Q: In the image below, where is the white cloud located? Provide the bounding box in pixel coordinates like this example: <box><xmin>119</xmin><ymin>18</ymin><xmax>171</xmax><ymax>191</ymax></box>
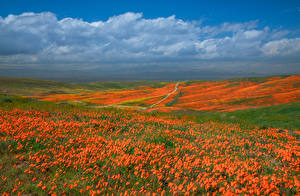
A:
<box><xmin>200</xmin><ymin>20</ymin><xmax>258</xmax><ymax>37</ymax></box>
<box><xmin>262</xmin><ymin>38</ymin><xmax>300</xmax><ymax>56</ymax></box>
<box><xmin>0</xmin><ymin>11</ymin><xmax>299</xmax><ymax>68</ymax></box>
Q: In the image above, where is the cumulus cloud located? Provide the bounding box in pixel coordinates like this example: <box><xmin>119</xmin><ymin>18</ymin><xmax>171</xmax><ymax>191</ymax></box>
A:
<box><xmin>0</xmin><ymin>11</ymin><xmax>299</xmax><ymax>68</ymax></box>
<box><xmin>262</xmin><ymin>38</ymin><xmax>300</xmax><ymax>56</ymax></box>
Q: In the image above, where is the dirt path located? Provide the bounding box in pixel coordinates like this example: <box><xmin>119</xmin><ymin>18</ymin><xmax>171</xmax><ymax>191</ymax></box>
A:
<box><xmin>148</xmin><ymin>82</ymin><xmax>180</xmax><ymax>109</ymax></box>
<box><xmin>90</xmin><ymin>82</ymin><xmax>180</xmax><ymax>111</ymax></box>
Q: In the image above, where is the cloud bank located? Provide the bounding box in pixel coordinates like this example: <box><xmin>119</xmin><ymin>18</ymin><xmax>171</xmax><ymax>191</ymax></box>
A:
<box><xmin>0</xmin><ymin>12</ymin><xmax>299</xmax><ymax>75</ymax></box>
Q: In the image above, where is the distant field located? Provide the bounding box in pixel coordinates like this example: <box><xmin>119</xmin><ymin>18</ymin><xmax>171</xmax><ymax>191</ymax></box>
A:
<box><xmin>1</xmin><ymin>75</ymin><xmax>298</xmax><ymax>111</ymax></box>
<box><xmin>0</xmin><ymin>78</ymin><xmax>167</xmax><ymax>96</ymax></box>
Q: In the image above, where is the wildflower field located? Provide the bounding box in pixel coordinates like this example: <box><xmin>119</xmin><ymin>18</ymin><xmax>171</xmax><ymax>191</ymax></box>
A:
<box><xmin>0</xmin><ymin>95</ymin><xmax>299</xmax><ymax>195</ymax></box>
<box><xmin>0</xmin><ymin>75</ymin><xmax>299</xmax><ymax>195</ymax></box>
<box><xmin>24</xmin><ymin>75</ymin><xmax>300</xmax><ymax>113</ymax></box>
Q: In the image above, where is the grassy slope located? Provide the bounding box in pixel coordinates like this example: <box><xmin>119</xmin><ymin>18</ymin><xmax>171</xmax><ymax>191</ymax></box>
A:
<box><xmin>177</xmin><ymin>102</ymin><xmax>300</xmax><ymax>131</ymax></box>
<box><xmin>0</xmin><ymin>78</ymin><xmax>166</xmax><ymax>96</ymax></box>
<box><xmin>0</xmin><ymin>94</ymin><xmax>86</xmax><ymax>113</ymax></box>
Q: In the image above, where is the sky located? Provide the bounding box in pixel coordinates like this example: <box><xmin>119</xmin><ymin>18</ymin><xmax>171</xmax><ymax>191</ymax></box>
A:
<box><xmin>0</xmin><ymin>0</ymin><xmax>299</xmax><ymax>81</ymax></box>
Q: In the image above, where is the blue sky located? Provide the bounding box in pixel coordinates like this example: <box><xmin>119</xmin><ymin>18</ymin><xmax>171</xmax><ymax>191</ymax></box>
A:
<box><xmin>0</xmin><ymin>0</ymin><xmax>299</xmax><ymax>80</ymax></box>
<box><xmin>1</xmin><ymin>0</ymin><xmax>299</xmax><ymax>28</ymax></box>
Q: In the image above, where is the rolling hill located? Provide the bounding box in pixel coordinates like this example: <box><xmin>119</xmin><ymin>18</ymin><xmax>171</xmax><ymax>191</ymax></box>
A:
<box><xmin>0</xmin><ymin>75</ymin><xmax>299</xmax><ymax>195</ymax></box>
<box><xmin>0</xmin><ymin>75</ymin><xmax>299</xmax><ymax>130</ymax></box>
<box><xmin>1</xmin><ymin>75</ymin><xmax>299</xmax><ymax>112</ymax></box>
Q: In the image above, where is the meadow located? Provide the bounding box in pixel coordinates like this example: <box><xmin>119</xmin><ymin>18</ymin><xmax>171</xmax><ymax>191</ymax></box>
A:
<box><xmin>0</xmin><ymin>75</ymin><xmax>299</xmax><ymax>195</ymax></box>
<box><xmin>11</xmin><ymin>75</ymin><xmax>298</xmax><ymax>113</ymax></box>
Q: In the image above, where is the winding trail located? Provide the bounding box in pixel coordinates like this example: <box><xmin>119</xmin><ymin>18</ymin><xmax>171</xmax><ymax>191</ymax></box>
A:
<box><xmin>148</xmin><ymin>82</ymin><xmax>180</xmax><ymax>109</ymax></box>
<box><xmin>90</xmin><ymin>82</ymin><xmax>180</xmax><ymax>111</ymax></box>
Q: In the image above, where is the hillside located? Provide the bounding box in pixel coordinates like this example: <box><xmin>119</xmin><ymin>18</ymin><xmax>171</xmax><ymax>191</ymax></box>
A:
<box><xmin>1</xmin><ymin>75</ymin><xmax>299</xmax><ymax>131</ymax></box>
<box><xmin>0</xmin><ymin>95</ymin><xmax>299</xmax><ymax>195</ymax></box>
<box><xmin>167</xmin><ymin>75</ymin><xmax>300</xmax><ymax>112</ymax></box>
<box><xmin>0</xmin><ymin>78</ymin><xmax>166</xmax><ymax>96</ymax></box>
<box><xmin>1</xmin><ymin>75</ymin><xmax>298</xmax><ymax>112</ymax></box>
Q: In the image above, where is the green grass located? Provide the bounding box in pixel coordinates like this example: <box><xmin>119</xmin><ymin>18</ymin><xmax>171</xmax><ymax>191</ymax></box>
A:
<box><xmin>89</xmin><ymin>81</ymin><xmax>167</xmax><ymax>90</ymax></box>
<box><xmin>176</xmin><ymin>102</ymin><xmax>300</xmax><ymax>131</ymax></box>
<box><xmin>118</xmin><ymin>96</ymin><xmax>154</xmax><ymax>106</ymax></box>
<box><xmin>0</xmin><ymin>78</ymin><xmax>88</xmax><ymax>95</ymax></box>
<box><xmin>0</xmin><ymin>94</ymin><xmax>88</xmax><ymax>113</ymax></box>
<box><xmin>0</xmin><ymin>78</ymin><xmax>167</xmax><ymax>96</ymax></box>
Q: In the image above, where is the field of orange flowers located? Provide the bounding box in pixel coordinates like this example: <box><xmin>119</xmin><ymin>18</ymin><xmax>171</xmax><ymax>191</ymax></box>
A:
<box><xmin>30</xmin><ymin>83</ymin><xmax>176</xmax><ymax>106</ymax></box>
<box><xmin>1</xmin><ymin>106</ymin><xmax>299</xmax><ymax>195</ymax></box>
<box><xmin>28</xmin><ymin>75</ymin><xmax>300</xmax><ymax>113</ymax></box>
<box><xmin>171</xmin><ymin>75</ymin><xmax>300</xmax><ymax>112</ymax></box>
